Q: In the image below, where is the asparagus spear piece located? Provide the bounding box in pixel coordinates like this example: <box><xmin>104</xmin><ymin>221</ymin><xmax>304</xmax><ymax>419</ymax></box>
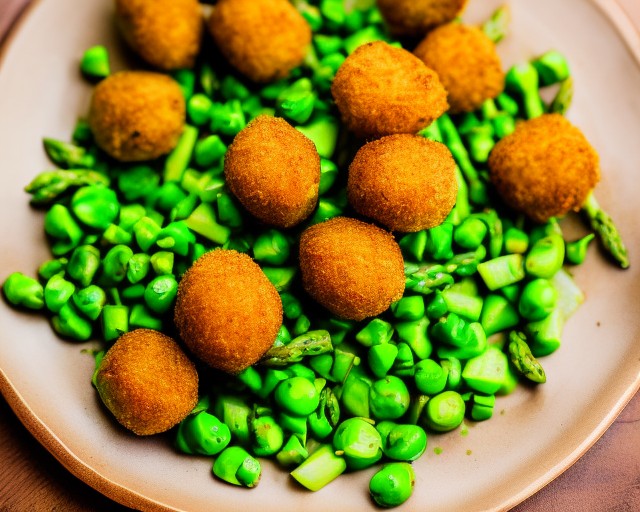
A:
<box><xmin>25</xmin><ymin>169</ymin><xmax>110</xmax><ymax>205</ymax></box>
<box><xmin>582</xmin><ymin>192</ymin><xmax>630</xmax><ymax>269</ymax></box>
<box><xmin>259</xmin><ymin>330</ymin><xmax>333</xmax><ymax>366</ymax></box>
<box><xmin>508</xmin><ymin>331</ymin><xmax>546</xmax><ymax>383</ymax></box>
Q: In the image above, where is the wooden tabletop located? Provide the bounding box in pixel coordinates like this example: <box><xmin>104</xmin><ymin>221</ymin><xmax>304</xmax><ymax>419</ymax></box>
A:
<box><xmin>1</xmin><ymin>1</ymin><xmax>639</xmax><ymax>511</ymax></box>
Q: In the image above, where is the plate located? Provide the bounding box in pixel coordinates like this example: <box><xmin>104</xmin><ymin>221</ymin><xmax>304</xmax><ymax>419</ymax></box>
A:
<box><xmin>1</xmin><ymin>0</ymin><xmax>639</xmax><ymax>511</ymax></box>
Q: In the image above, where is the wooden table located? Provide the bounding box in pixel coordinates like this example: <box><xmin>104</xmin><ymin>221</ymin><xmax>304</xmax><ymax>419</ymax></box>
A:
<box><xmin>1</xmin><ymin>1</ymin><xmax>639</xmax><ymax>510</ymax></box>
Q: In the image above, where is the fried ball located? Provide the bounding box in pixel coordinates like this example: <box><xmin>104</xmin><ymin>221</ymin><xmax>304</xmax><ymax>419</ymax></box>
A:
<box><xmin>207</xmin><ymin>0</ymin><xmax>311</xmax><ymax>83</ymax></box>
<box><xmin>88</xmin><ymin>71</ymin><xmax>185</xmax><ymax>162</ymax></box>
<box><xmin>299</xmin><ymin>217</ymin><xmax>405</xmax><ymax>321</ymax></box>
<box><xmin>376</xmin><ymin>0</ymin><xmax>469</xmax><ymax>38</ymax></box>
<box><xmin>331</xmin><ymin>41</ymin><xmax>448</xmax><ymax>140</ymax></box>
<box><xmin>414</xmin><ymin>23</ymin><xmax>504</xmax><ymax>114</ymax></box>
<box><xmin>174</xmin><ymin>249</ymin><xmax>283</xmax><ymax>374</ymax></box>
<box><xmin>224</xmin><ymin>115</ymin><xmax>321</xmax><ymax>228</ymax></box>
<box><xmin>488</xmin><ymin>114</ymin><xmax>600</xmax><ymax>223</ymax></box>
<box><xmin>94</xmin><ymin>329</ymin><xmax>199</xmax><ymax>436</ymax></box>
<box><xmin>115</xmin><ymin>0</ymin><xmax>203</xmax><ymax>70</ymax></box>
<box><xmin>348</xmin><ymin>134</ymin><xmax>458</xmax><ymax>232</ymax></box>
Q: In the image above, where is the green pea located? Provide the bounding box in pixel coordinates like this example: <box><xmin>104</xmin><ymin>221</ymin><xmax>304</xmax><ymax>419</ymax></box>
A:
<box><xmin>72</xmin><ymin>285</ymin><xmax>106</xmax><ymax>320</ymax></box>
<box><xmin>132</xmin><ymin>216</ymin><xmax>162</xmax><ymax>252</ymax></box>
<box><xmin>369</xmin><ymin>463</ymin><xmax>415</xmax><ymax>508</ymax></box>
<box><xmin>187</xmin><ymin>93</ymin><xmax>213</xmax><ymax>125</ymax></box>
<box><xmin>102</xmin><ymin>304</ymin><xmax>129</xmax><ymax>342</ymax></box>
<box><xmin>518</xmin><ymin>278</ymin><xmax>558</xmax><ymax>321</ymax></box>
<box><xmin>212</xmin><ymin>446</ymin><xmax>261</xmax><ymax>487</ymax></box>
<box><xmin>355</xmin><ymin>318</ymin><xmax>394</xmax><ymax>347</ymax></box>
<box><xmin>369</xmin><ymin>376</ymin><xmax>410</xmax><ymax>421</ymax></box>
<box><xmin>274</xmin><ymin>376</ymin><xmax>320</xmax><ymax>417</ymax></box>
<box><xmin>422</xmin><ymin>390</ymin><xmax>466</xmax><ymax>432</ymax></box>
<box><xmin>368</xmin><ymin>343</ymin><xmax>399</xmax><ymax>379</ymax></box>
<box><xmin>126</xmin><ymin>253</ymin><xmax>151</xmax><ymax>284</ymax></box>
<box><xmin>44</xmin><ymin>273</ymin><xmax>76</xmax><ymax>313</ymax></box>
<box><xmin>44</xmin><ymin>204</ymin><xmax>84</xmax><ymax>256</ymax></box>
<box><xmin>2</xmin><ymin>272</ymin><xmax>44</xmax><ymax>310</ymax></box>
<box><xmin>129</xmin><ymin>303</ymin><xmax>163</xmax><ymax>330</ymax></box>
<box><xmin>101</xmin><ymin>245</ymin><xmax>134</xmax><ymax>284</ymax></box>
<box><xmin>332</xmin><ymin>417</ymin><xmax>382</xmax><ymax>470</ymax></box>
<box><xmin>38</xmin><ymin>258</ymin><xmax>68</xmax><ymax>281</ymax></box>
<box><xmin>71</xmin><ymin>185</ymin><xmax>119</xmax><ymax>230</ymax></box>
<box><xmin>51</xmin><ymin>302</ymin><xmax>93</xmax><ymax>341</ymax></box>
<box><xmin>251</xmin><ymin>415</ymin><xmax>284</xmax><ymax>457</ymax></box>
<box><xmin>156</xmin><ymin>221</ymin><xmax>196</xmax><ymax>256</ymax></box>
<box><xmin>525</xmin><ymin>233</ymin><xmax>565</xmax><ymax>279</ymax></box>
<box><xmin>377</xmin><ymin>421</ymin><xmax>427</xmax><ymax>462</ymax></box>
<box><xmin>117</xmin><ymin>165</ymin><xmax>160</xmax><ymax>202</ymax></box>
<box><xmin>149</xmin><ymin>251</ymin><xmax>174</xmax><ymax>276</ymax></box>
<box><xmin>144</xmin><ymin>275</ymin><xmax>178</xmax><ymax>314</ymax></box>
<box><xmin>454</xmin><ymin>216</ymin><xmax>488</xmax><ymax>250</ymax></box>
<box><xmin>80</xmin><ymin>45</ymin><xmax>110</xmax><ymax>78</ymax></box>
<box><xmin>414</xmin><ymin>359</ymin><xmax>447</xmax><ymax>395</ymax></box>
<box><xmin>176</xmin><ymin>412</ymin><xmax>231</xmax><ymax>456</ymax></box>
<box><xmin>319</xmin><ymin>158</ymin><xmax>338</xmax><ymax>195</ymax></box>
<box><xmin>194</xmin><ymin>134</ymin><xmax>227</xmax><ymax>167</ymax></box>
<box><xmin>252</xmin><ymin>229</ymin><xmax>291</xmax><ymax>265</ymax></box>
<box><xmin>390</xmin><ymin>296</ymin><xmax>425</xmax><ymax>322</ymax></box>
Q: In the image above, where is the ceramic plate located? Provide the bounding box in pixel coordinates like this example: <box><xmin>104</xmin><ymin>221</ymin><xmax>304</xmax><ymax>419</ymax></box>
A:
<box><xmin>1</xmin><ymin>0</ymin><xmax>639</xmax><ymax>510</ymax></box>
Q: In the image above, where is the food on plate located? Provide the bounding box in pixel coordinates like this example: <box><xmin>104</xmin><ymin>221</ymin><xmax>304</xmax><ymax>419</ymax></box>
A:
<box><xmin>88</xmin><ymin>70</ymin><xmax>185</xmax><ymax>162</ymax></box>
<box><xmin>488</xmin><ymin>113</ymin><xmax>599</xmax><ymax>223</ymax></box>
<box><xmin>93</xmin><ymin>328</ymin><xmax>199</xmax><ymax>435</ymax></box>
<box><xmin>114</xmin><ymin>0</ymin><xmax>203</xmax><ymax>70</ymax></box>
<box><xmin>347</xmin><ymin>134</ymin><xmax>458</xmax><ymax>232</ymax></box>
<box><xmin>331</xmin><ymin>41</ymin><xmax>448</xmax><ymax>139</ymax></box>
<box><xmin>224</xmin><ymin>115</ymin><xmax>321</xmax><ymax>228</ymax></box>
<box><xmin>207</xmin><ymin>0</ymin><xmax>311</xmax><ymax>83</ymax></box>
<box><xmin>414</xmin><ymin>22</ymin><xmax>504</xmax><ymax>114</ymax></box>
<box><xmin>174</xmin><ymin>249</ymin><xmax>283</xmax><ymax>374</ymax></box>
<box><xmin>298</xmin><ymin>216</ymin><xmax>405</xmax><ymax>321</ymax></box>
<box><xmin>376</xmin><ymin>0</ymin><xmax>468</xmax><ymax>38</ymax></box>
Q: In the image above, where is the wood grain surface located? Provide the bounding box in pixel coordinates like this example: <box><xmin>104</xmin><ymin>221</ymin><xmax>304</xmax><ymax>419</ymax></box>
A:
<box><xmin>0</xmin><ymin>1</ymin><xmax>638</xmax><ymax>511</ymax></box>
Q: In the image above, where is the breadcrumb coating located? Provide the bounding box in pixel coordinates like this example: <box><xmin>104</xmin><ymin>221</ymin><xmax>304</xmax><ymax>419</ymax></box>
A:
<box><xmin>208</xmin><ymin>0</ymin><xmax>311</xmax><ymax>83</ymax></box>
<box><xmin>331</xmin><ymin>41</ymin><xmax>448</xmax><ymax>140</ymax></box>
<box><xmin>115</xmin><ymin>0</ymin><xmax>203</xmax><ymax>70</ymax></box>
<box><xmin>94</xmin><ymin>329</ymin><xmax>199</xmax><ymax>436</ymax></box>
<box><xmin>88</xmin><ymin>71</ymin><xmax>185</xmax><ymax>162</ymax></box>
<box><xmin>224</xmin><ymin>115</ymin><xmax>321</xmax><ymax>228</ymax></box>
<box><xmin>299</xmin><ymin>217</ymin><xmax>405</xmax><ymax>321</ymax></box>
<box><xmin>488</xmin><ymin>114</ymin><xmax>600</xmax><ymax>223</ymax></box>
<box><xmin>348</xmin><ymin>134</ymin><xmax>458</xmax><ymax>232</ymax></box>
<box><xmin>174</xmin><ymin>250</ymin><xmax>283</xmax><ymax>375</ymax></box>
<box><xmin>376</xmin><ymin>0</ymin><xmax>468</xmax><ymax>38</ymax></box>
<box><xmin>414</xmin><ymin>23</ymin><xmax>504</xmax><ymax>114</ymax></box>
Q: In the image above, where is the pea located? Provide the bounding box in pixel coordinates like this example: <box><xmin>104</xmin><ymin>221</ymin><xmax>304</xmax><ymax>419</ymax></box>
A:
<box><xmin>71</xmin><ymin>185</ymin><xmax>119</xmax><ymax>230</ymax></box>
<box><xmin>175</xmin><ymin>412</ymin><xmax>231</xmax><ymax>456</ymax></box>
<box><xmin>332</xmin><ymin>417</ymin><xmax>382</xmax><ymax>470</ymax></box>
<box><xmin>369</xmin><ymin>463</ymin><xmax>415</xmax><ymax>508</ymax></box>
<box><xmin>144</xmin><ymin>275</ymin><xmax>178</xmax><ymax>314</ymax></box>
<box><xmin>422</xmin><ymin>390</ymin><xmax>466</xmax><ymax>432</ymax></box>
<box><xmin>369</xmin><ymin>376</ymin><xmax>411</xmax><ymax>421</ymax></box>
<box><xmin>274</xmin><ymin>376</ymin><xmax>320</xmax><ymax>417</ymax></box>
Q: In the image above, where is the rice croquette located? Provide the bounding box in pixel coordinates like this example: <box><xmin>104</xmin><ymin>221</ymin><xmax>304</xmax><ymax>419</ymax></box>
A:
<box><xmin>331</xmin><ymin>41</ymin><xmax>448</xmax><ymax>140</ymax></box>
<box><xmin>414</xmin><ymin>23</ymin><xmax>504</xmax><ymax>114</ymax></box>
<box><xmin>208</xmin><ymin>0</ymin><xmax>311</xmax><ymax>83</ymax></box>
<box><xmin>93</xmin><ymin>329</ymin><xmax>199</xmax><ymax>436</ymax></box>
<box><xmin>224</xmin><ymin>115</ymin><xmax>321</xmax><ymax>228</ymax></box>
<box><xmin>299</xmin><ymin>217</ymin><xmax>405</xmax><ymax>321</ymax></box>
<box><xmin>488</xmin><ymin>113</ymin><xmax>600</xmax><ymax>223</ymax></box>
<box><xmin>174</xmin><ymin>250</ymin><xmax>283</xmax><ymax>374</ymax></box>
<box><xmin>88</xmin><ymin>71</ymin><xmax>185</xmax><ymax>162</ymax></box>
<box><xmin>115</xmin><ymin>0</ymin><xmax>203</xmax><ymax>70</ymax></box>
<box><xmin>348</xmin><ymin>134</ymin><xmax>458</xmax><ymax>232</ymax></box>
<box><xmin>376</xmin><ymin>0</ymin><xmax>469</xmax><ymax>38</ymax></box>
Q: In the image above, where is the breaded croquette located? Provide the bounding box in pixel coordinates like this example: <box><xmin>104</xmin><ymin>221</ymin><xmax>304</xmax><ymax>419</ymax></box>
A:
<box><xmin>488</xmin><ymin>113</ymin><xmax>600</xmax><ymax>223</ymax></box>
<box><xmin>331</xmin><ymin>41</ymin><xmax>448</xmax><ymax>140</ymax></box>
<box><xmin>299</xmin><ymin>217</ymin><xmax>405</xmax><ymax>321</ymax></box>
<box><xmin>94</xmin><ymin>329</ymin><xmax>199</xmax><ymax>436</ymax></box>
<box><xmin>208</xmin><ymin>0</ymin><xmax>311</xmax><ymax>83</ymax></box>
<box><xmin>348</xmin><ymin>134</ymin><xmax>458</xmax><ymax>232</ymax></box>
<box><xmin>224</xmin><ymin>115</ymin><xmax>321</xmax><ymax>228</ymax></box>
<box><xmin>414</xmin><ymin>23</ymin><xmax>504</xmax><ymax>114</ymax></box>
<box><xmin>377</xmin><ymin>0</ymin><xmax>469</xmax><ymax>38</ymax></box>
<box><xmin>88</xmin><ymin>71</ymin><xmax>185</xmax><ymax>162</ymax></box>
<box><xmin>174</xmin><ymin>249</ymin><xmax>283</xmax><ymax>374</ymax></box>
<box><xmin>115</xmin><ymin>0</ymin><xmax>203</xmax><ymax>70</ymax></box>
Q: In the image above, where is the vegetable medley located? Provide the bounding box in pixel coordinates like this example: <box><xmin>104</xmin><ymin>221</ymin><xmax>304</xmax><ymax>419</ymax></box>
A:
<box><xmin>1</xmin><ymin>0</ymin><xmax>629</xmax><ymax>509</ymax></box>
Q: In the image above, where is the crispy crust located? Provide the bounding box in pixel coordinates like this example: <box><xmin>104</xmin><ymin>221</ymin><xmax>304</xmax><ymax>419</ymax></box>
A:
<box><xmin>331</xmin><ymin>41</ymin><xmax>448</xmax><ymax>140</ymax></box>
<box><xmin>488</xmin><ymin>114</ymin><xmax>600</xmax><ymax>223</ymax></box>
<box><xmin>207</xmin><ymin>0</ymin><xmax>311</xmax><ymax>83</ymax></box>
<box><xmin>376</xmin><ymin>0</ymin><xmax>468</xmax><ymax>38</ymax></box>
<box><xmin>94</xmin><ymin>329</ymin><xmax>199</xmax><ymax>436</ymax></box>
<box><xmin>115</xmin><ymin>0</ymin><xmax>203</xmax><ymax>70</ymax></box>
<box><xmin>414</xmin><ymin>23</ymin><xmax>504</xmax><ymax>114</ymax></box>
<box><xmin>348</xmin><ymin>134</ymin><xmax>458</xmax><ymax>232</ymax></box>
<box><xmin>174</xmin><ymin>249</ymin><xmax>283</xmax><ymax>374</ymax></box>
<box><xmin>224</xmin><ymin>115</ymin><xmax>320</xmax><ymax>228</ymax></box>
<box><xmin>88</xmin><ymin>71</ymin><xmax>185</xmax><ymax>162</ymax></box>
<box><xmin>299</xmin><ymin>217</ymin><xmax>405</xmax><ymax>321</ymax></box>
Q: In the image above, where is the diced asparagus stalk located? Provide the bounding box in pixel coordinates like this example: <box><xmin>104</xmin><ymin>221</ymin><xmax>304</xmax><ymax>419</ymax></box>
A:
<box><xmin>482</xmin><ymin>5</ymin><xmax>511</xmax><ymax>43</ymax></box>
<box><xmin>582</xmin><ymin>192</ymin><xmax>630</xmax><ymax>269</ymax></box>
<box><xmin>549</xmin><ymin>76</ymin><xmax>574</xmax><ymax>115</ymax></box>
<box><xmin>507</xmin><ymin>331</ymin><xmax>546</xmax><ymax>383</ymax></box>
<box><xmin>259</xmin><ymin>330</ymin><xmax>334</xmax><ymax>366</ymax></box>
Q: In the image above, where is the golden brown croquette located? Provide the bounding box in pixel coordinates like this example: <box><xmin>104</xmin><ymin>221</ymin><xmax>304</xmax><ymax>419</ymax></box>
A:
<box><xmin>488</xmin><ymin>114</ymin><xmax>600</xmax><ymax>223</ymax></box>
<box><xmin>299</xmin><ymin>217</ymin><xmax>405</xmax><ymax>321</ymax></box>
<box><xmin>224</xmin><ymin>115</ymin><xmax>321</xmax><ymax>228</ymax></box>
<box><xmin>174</xmin><ymin>249</ymin><xmax>283</xmax><ymax>374</ymax></box>
<box><xmin>208</xmin><ymin>0</ymin><xmax>311</xmax><ymax>83</ymax></box>
<box><xmin>414</xmin><ymin>23</ymin><xmax>504</xmax><ymax>114</ymax></box>
<box><xmin>331</xmin><ymin>41</ymin><xmax>448</xmax><ymax>140</ymax></box>
<box><xmin>376</xmin><ymin>0</ymin><xmax>469</xmax><ymax>38</ymax></box>
<box><xmin>88</xmin><ymin>71</ymin><xmax>185</xmax><ymax>162</ymax></box>
<box><xmin>115</xmin><ymin>0</ymin><xmax>203</xmax><ymax>70</ymax></box>
<box><xmin>348</xmin><ymin>134</ymin><xmax>458</xmax><ymax>232</ymax></box>
<box><xmin>94</xmin><ymin>329</ymin><xmax>199</xmax><ymax>436</ymax></box>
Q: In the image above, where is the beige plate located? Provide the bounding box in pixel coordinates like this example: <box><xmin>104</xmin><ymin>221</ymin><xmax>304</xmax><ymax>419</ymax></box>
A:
<box><xmin>1</xmin><ymin>0</ymin><xmax>639</xmax><ymax>511</ymax></box>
